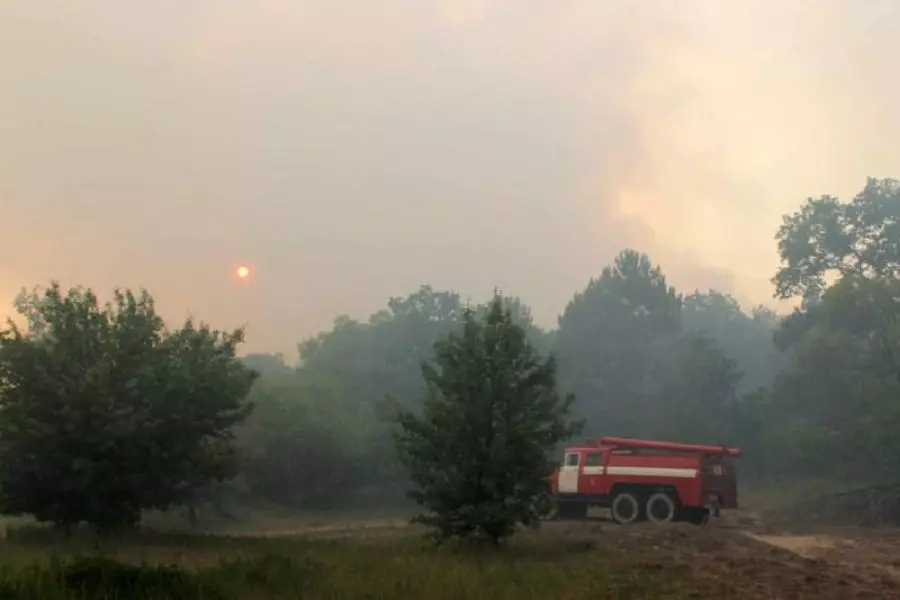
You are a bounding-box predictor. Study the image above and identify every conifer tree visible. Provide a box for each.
[395,295,582,544]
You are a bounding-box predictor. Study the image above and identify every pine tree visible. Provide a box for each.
[395,295,582,544]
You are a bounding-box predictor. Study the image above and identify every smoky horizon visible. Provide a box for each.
[3,1,899,359]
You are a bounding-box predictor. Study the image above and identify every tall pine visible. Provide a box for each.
[395,295,582,544]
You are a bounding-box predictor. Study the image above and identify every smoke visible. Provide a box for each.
[2,1,899,353]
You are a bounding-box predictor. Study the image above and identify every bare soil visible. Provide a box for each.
[749,529,900,585]
[532,517,900,599]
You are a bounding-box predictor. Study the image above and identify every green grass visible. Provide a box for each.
[0,523,731,600]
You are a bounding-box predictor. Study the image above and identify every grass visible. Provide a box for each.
[0,519,735,600]
[0,484,894,600]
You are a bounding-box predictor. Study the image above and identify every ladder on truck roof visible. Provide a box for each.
[580,436,741,457]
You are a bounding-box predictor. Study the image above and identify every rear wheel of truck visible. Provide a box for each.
[645,492,677,524]
[611,492,641,524]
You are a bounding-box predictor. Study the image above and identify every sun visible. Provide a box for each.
[235,265,250,279]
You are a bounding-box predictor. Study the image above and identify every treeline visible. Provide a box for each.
[237,268,782,509]
[0,177,898,529]
[237,176,900,506]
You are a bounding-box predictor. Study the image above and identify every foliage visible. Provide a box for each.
[237,364,391,508]
[555,249,681,434]
[681,290,786,394]
[473,294,555,357]
[773,177,900,303]
[0,283,257,531]
[240,353,294,376]
[645,333,743,443]
[298,286,464,409]
[733,176,900,479]
[241,286,556,506]
[767,275,900,478]
[296,286,553,414]
[3,175,900,520]
[395,296,582,544]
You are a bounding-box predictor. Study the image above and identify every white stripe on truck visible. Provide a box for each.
[582,466,697,478]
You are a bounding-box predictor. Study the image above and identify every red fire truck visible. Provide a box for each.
[550,436,741,525]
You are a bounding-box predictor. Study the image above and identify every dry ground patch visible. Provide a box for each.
[749,528,900,585]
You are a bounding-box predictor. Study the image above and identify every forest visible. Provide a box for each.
[0,176,898,530]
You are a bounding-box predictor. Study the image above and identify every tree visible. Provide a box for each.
[295,286,551,418]
[282,286,467,497]
[767,178,900,479]
[0,283,257,531]
[298,286,465,413]
[682,290,785,394]
[474,295,554,357]
[238,367,388,508]
[241,352,293,376]
[647,333,743,443]
[803,275,900,384]
[394,296,582,544]
[768,275,900,479]
[241,286,554,509]
[773,177,900,303]
[555,249,682,435]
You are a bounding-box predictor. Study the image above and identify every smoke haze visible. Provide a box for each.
[2,0,898,356]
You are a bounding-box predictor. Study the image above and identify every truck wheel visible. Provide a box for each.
[645,493,677,524]
[611,492,641,524]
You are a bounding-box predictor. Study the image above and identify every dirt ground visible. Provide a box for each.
[536,514,900,599]
[746,527,900,593]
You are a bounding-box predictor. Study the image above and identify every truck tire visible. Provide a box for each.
[611,492,641,524]
[645,492,677,524]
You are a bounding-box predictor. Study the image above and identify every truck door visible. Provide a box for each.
[558,452,580,494]
[582,451,605,494]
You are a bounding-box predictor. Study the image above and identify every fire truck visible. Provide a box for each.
[550,436,741,525]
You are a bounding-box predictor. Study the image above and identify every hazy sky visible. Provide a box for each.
[2,1,898,357]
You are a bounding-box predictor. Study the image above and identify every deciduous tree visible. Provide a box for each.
[0,283,257,531]
[773,177,900,303]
